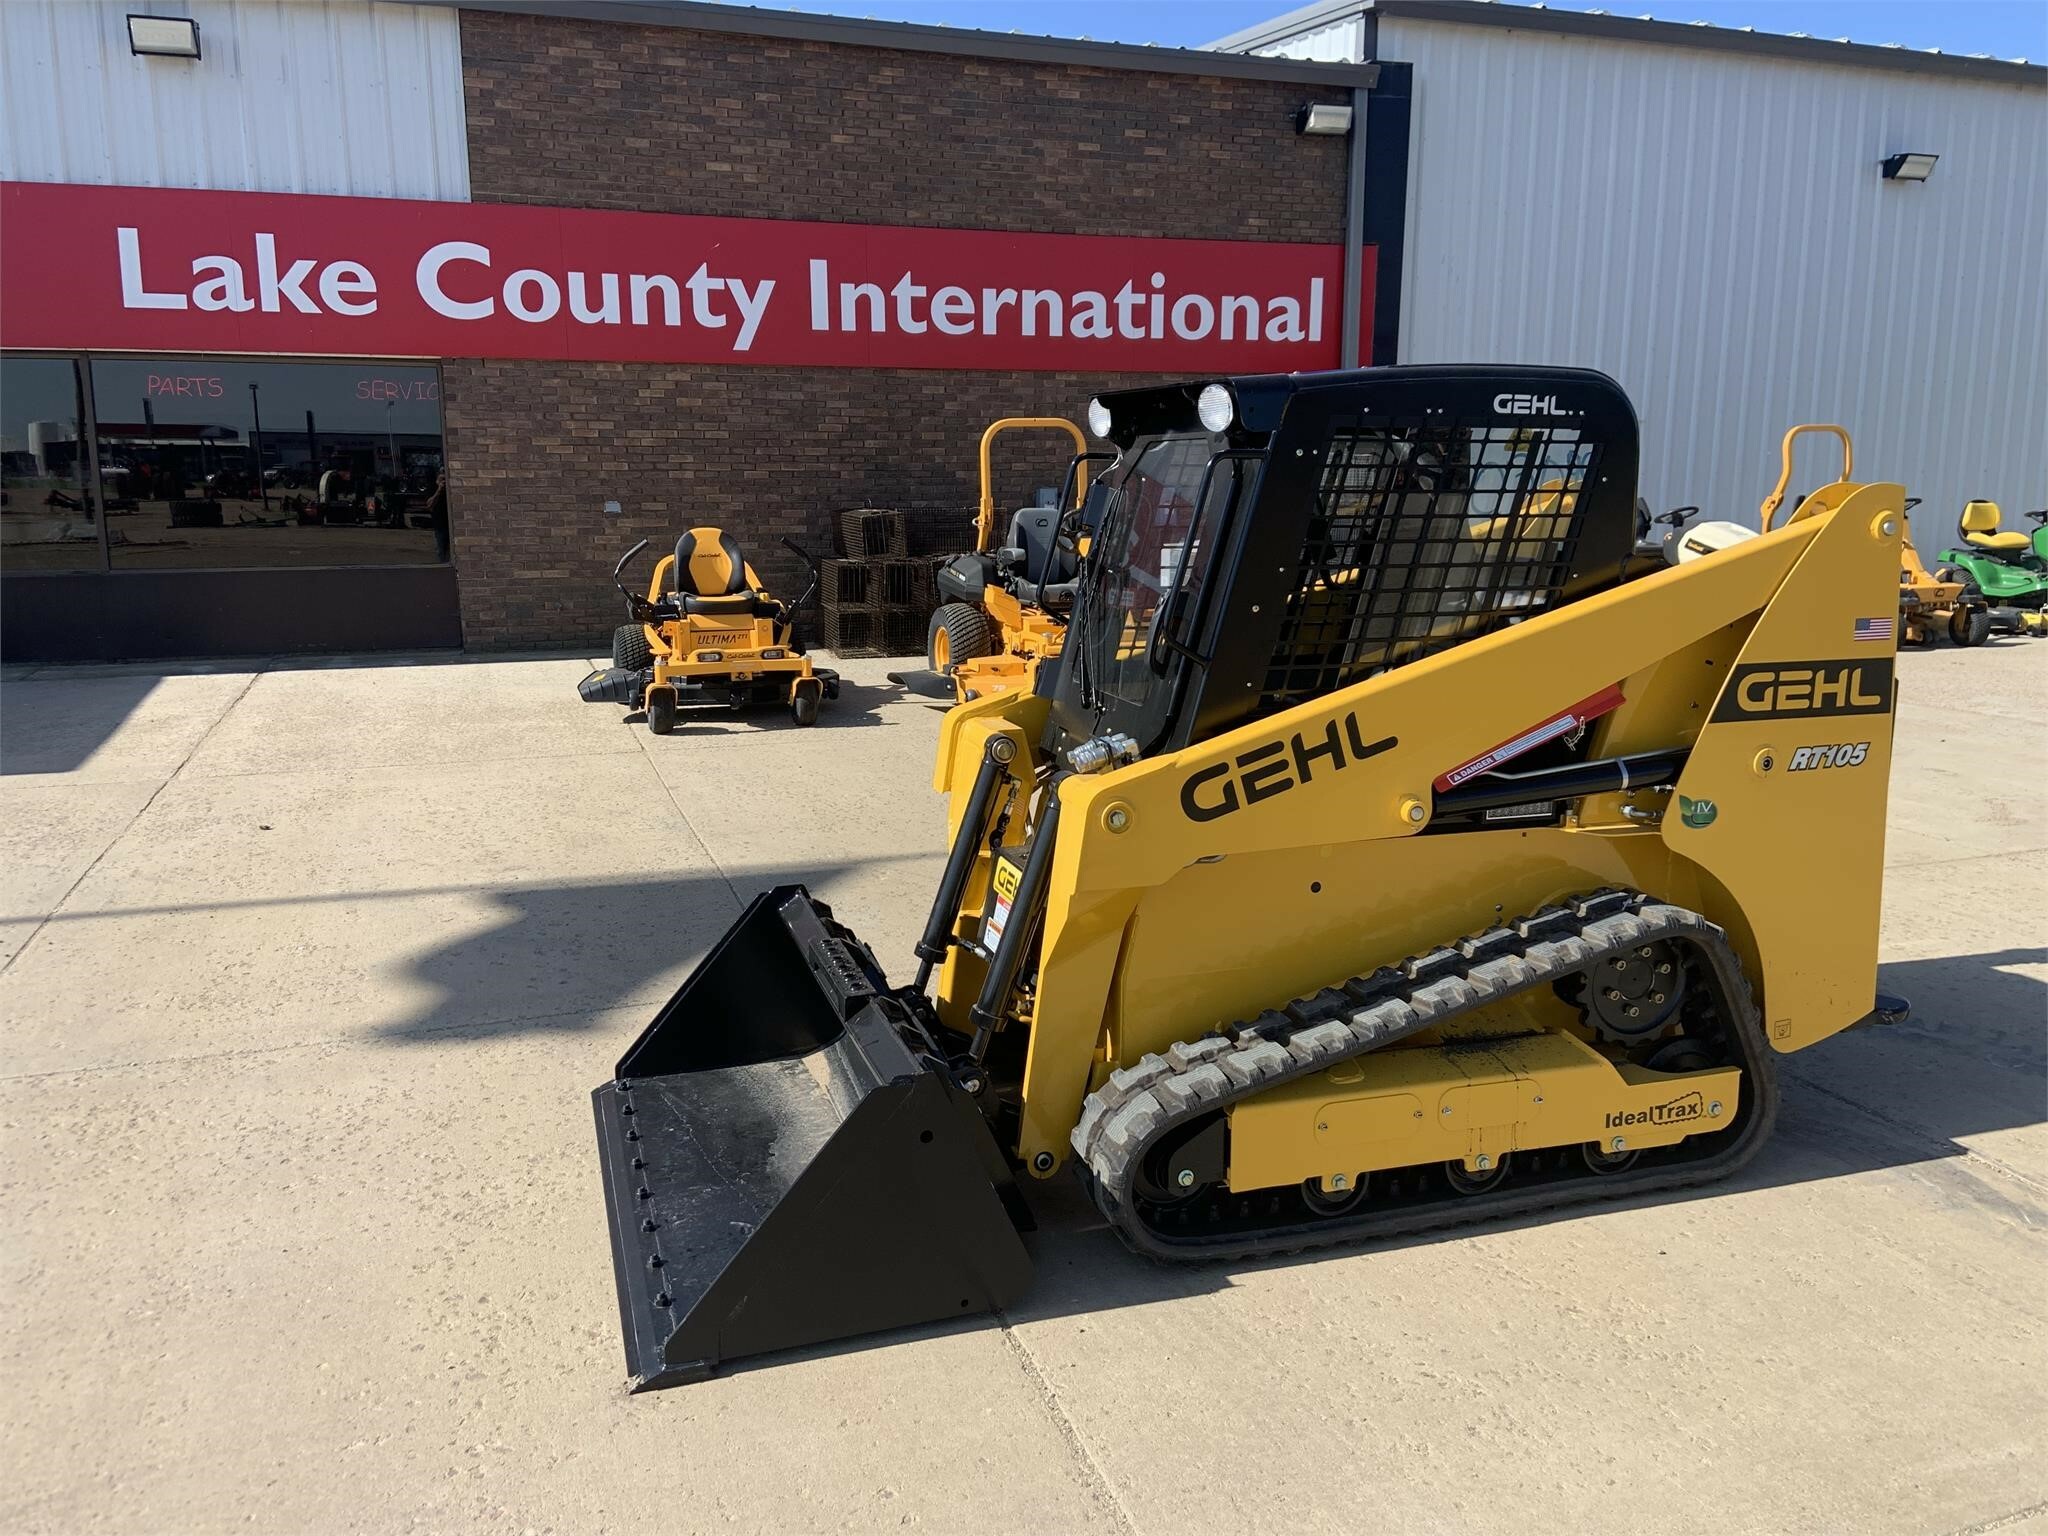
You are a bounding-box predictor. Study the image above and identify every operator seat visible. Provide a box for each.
[671,526,781,619]
[1005,504,1070,589]
[1960,500,2030,554]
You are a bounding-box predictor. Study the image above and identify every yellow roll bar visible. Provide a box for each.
[977,417,1089,553]
[1760,424,1853,531]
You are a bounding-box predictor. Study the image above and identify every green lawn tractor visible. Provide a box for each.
[1936,501,2048,637]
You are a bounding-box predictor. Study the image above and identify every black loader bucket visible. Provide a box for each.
[591,886,1032,1390]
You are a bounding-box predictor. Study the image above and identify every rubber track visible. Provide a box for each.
[1070,889,1778,1263]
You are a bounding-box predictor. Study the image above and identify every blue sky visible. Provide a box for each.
[782,1,2046,60]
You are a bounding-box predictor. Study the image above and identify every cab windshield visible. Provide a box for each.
[1069,432,1249,744]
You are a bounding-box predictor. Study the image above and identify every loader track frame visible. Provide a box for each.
[1071,890,1776,1262]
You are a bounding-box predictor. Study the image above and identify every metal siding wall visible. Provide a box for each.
[1380,18,2048,522]
[0,0,467,200]
[1252,17,1365,65]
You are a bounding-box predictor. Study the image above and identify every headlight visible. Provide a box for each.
[1197,383,1235,434]
[1086,397,1112,438]
[696,651,724,663]
[760,648,786,660]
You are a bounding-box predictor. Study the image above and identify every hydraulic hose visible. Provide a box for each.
[966,778,1065,1065]
[1433,749,1689,817]
[912,739,1013,990]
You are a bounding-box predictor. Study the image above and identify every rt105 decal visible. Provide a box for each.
[1787,741,1870,771]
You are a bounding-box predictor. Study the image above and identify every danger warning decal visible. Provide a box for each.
[1435,684,1627,791]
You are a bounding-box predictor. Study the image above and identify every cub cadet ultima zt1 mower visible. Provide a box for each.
[589,367,1908,1389]
[1935,500,2048,636]
[1897,499,1999,647]
[914,416,1104,703]
[578,527,838,731]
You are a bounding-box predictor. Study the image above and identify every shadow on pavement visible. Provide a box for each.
[0,651,581,775]
[0,672,164,775]
[617,675,901,736]
[368,860,898,1046]
[658,944,2044,1382]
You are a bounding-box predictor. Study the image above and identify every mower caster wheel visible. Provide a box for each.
[790,678,823,726]
[1949,606,1992,647]
[646,690,678,735]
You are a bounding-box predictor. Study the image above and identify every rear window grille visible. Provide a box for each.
[1260,422,1599,713]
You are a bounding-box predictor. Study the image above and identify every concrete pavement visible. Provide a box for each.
[1,641,2043,1534]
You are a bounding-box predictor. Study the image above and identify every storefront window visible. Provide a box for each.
[89,358,446,569]
[2,357,100,572]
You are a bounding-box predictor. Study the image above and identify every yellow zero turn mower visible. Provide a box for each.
[578,527,838,731]
[590,369,1909,1388]
[912,416,1104,704]
[1896,499,2003,646]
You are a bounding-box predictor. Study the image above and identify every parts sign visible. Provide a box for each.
[0,181,1370,373]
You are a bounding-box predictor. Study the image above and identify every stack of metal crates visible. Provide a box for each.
[817,509,934,657]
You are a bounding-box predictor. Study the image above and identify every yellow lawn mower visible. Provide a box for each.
[578,527,838,732]
[906,416,1107,704]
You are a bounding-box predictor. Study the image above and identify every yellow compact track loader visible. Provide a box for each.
[591,368,1908,1389]
[914,417,1100,703]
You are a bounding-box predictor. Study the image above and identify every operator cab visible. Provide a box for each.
[1048,366,1640,759]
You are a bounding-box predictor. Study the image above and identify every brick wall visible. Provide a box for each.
[448,9,1349,647]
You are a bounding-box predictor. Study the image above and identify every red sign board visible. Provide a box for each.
[0,182,1371,373]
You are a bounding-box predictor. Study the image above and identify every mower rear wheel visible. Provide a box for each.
[646,692,678,735]
[1950,606,1992,647]
[613,623,654,672]
[928,604,995,674]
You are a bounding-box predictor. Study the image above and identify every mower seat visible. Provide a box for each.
[671,527,783,619]
[1004,503,1078,590]
[1961,500,2030,553]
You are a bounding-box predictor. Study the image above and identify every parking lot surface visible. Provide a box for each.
[2,642,2043,1535]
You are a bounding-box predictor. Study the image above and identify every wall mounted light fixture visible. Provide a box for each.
[1881,152,1938,182]
[127,15,201,59]
[1296,103,1354,137]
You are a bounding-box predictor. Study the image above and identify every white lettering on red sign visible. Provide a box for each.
[802,261,1322,346]
[9,183,1370,373]
[121,226,382,317]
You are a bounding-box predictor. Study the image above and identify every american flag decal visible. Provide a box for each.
[1853,616,1895,643]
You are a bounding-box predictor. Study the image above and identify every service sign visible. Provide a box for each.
[0,182,1372,373]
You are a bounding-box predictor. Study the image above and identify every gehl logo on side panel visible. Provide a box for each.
[1182,713,1398,822]
[1708,659,1892,723]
